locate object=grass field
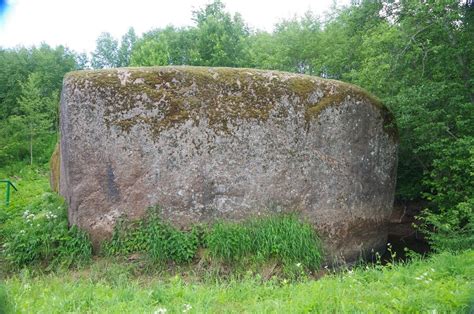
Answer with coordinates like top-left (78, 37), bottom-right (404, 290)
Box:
top-left (1, 250), bottom-right (472, 313)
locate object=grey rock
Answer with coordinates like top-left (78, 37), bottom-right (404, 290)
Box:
top-left (56, 66), bottom-right (398, 262)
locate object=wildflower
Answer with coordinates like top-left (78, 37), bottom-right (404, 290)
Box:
top-left (296, 263), bottom-right (302, 268)
top-left (183, 304), bottom-right (192, 313)
top-left (154, 308), bottom-right (167, 314)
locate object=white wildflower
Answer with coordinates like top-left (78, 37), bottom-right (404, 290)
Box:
top-left (296, 263), bottom-right (302, 268)
top-left (154, 308), bottom-right (167, 314)
top-left (183, 304), bottom-right (192, 313)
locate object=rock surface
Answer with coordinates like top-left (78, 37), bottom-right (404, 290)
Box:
top-left (57, 66), bottom-right (398, 262)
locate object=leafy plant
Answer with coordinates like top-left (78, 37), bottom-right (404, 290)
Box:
top-left (418, 137), bottom-right (474, 252)
top-left (102, 210), bottom-right (199, 264)
top-left (1, 192), bottom-right (92, 269)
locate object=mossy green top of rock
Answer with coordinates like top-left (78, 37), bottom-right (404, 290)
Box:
top-left (64, 66), bottom-right (398, 139)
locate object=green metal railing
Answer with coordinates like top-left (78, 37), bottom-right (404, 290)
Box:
top-left (0, 179), bottom-right (18, 207)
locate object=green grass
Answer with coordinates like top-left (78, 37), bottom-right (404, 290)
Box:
top-left (206, 215), bottom-right (323, 270)
top-left (0, 165), bottom-right (92, 271)
top-left (2, 250), bottom-right (473, 313)
top-left (0, 165), bottom-right (50, 212)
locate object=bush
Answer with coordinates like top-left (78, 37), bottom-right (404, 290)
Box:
top-left (206, 214), bottom-right (324, 270)
top-left (419, 200), bottom-right (474, 253)
top-left (419, 136), bottom-right (474, 252)
top-left (1, 193), bottom-right (92, 269)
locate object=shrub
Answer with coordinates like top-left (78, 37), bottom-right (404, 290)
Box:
top-left (419, 200), bottom-right (474, 253)
top-left (419, 137), bottom-right (474, 252)
top-left (1, 193), bottom-right (92, 269)
top-left (206, 214), bottom-right (324, 270)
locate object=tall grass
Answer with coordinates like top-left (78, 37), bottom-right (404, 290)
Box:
top-left (206, 214), bottom-right (323, 270)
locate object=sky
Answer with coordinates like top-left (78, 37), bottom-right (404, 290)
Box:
top-left (0, 0), bottom-right (349, 53)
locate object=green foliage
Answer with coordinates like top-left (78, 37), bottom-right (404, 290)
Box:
top-left (104, 212), bottom-right (323, 270)
top-left (418, 136), bottom-right (474, 252)
top-left (0, 44), bottom-right (77, 166)
top-left (91, 32), bottom-right (119, 69)
top-left (419, 200), bottom-right (474, 253)
top-left (103, 210), bottom-right (199, 264)
top-left (1, 190), bottom-right (92, 270)
top-left (206, 214), bottom-right (324, 270)
top-left (118, 27), bottom-right (138, 67)
top-left (206, 221), bottom-right (252, 262)
top-left (192, 0), bottom-right (249, 67)
top-left (3, 250), bottom-right (473, 312)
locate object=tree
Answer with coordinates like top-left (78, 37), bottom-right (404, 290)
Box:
top-left (91, 32), bottom-right (119, 69)
top-left (16, 73), bottom-right (56, 165)
top-left (118, 27), bottom-right (138, 67)
top-left (0, 45), bottom-right (76, 165)
top-left (130, 27), bottom-right (201, 66)
top-left (192, 0), bottom-right (250, 67)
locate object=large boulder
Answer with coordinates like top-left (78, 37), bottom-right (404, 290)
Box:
top-left (57, 66), bottom-right (398, 262)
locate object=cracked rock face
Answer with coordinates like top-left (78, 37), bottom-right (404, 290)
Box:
top-left (56, 66), bottom-right (398, 262)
